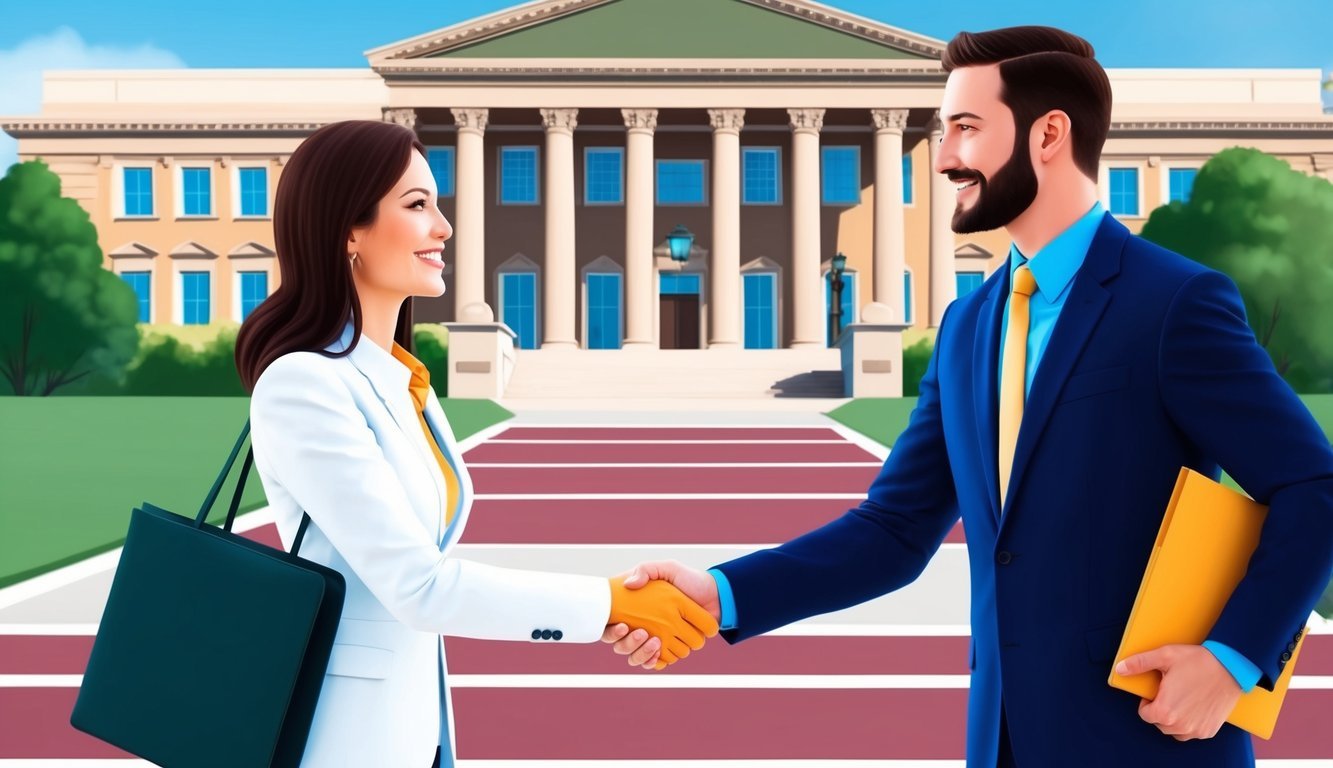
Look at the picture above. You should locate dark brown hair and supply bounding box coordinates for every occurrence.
[235,120,427,392]
[942,26,1111,180]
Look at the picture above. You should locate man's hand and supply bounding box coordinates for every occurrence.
[1116,644,1245,741]
[602,561,720,671]
[604,573,719,671]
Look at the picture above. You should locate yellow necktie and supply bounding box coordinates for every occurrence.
[391,343,459,527]
[998,265,1037,511]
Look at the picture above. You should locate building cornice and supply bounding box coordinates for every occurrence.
[370,62,948,83]
[0,120,324,139]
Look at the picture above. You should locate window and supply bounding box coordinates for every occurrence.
[956,271,985,298]
[660,272,702,295]
[1109,168,1139,217]
[743,272,778,349]
[821,146,860,205]
[583,147,624,205]
[656,160,706,205]
[1168,168,1197,204]
[500,272,538,349]
[742,147,780,205]
[123,167,153,217]
[240,271,268,321]
[181,272,211,325]
[500,146,539,205]
[120,271,151,323]
[904,270,914,323]
[824,271,857,346]
[902,154,914,205]
[182,168,212,216]
[427,147,455,198]
[586,273,623,349]
[238,168,268,217]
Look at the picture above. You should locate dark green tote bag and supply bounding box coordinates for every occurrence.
[70,419,346,767]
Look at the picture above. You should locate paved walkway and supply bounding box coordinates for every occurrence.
[1,410,1330,765]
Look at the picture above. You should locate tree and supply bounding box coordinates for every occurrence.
[0,160,139,395]
[1139,148,1333,393]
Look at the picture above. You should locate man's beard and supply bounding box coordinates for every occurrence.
[948,133,1039,234]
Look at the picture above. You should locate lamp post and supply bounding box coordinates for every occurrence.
[666,224,694,263]
[828,251,847,346]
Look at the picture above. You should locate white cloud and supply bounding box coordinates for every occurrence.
[0,28,185,173]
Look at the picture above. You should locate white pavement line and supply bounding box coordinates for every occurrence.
[824,419,891,463]
[482,439,850,445]
[7,674,1333,690]
[473,493,866,501]
[453,543,969,553]
[0,508,276,611]
[492,424,841,431]
[467,462,884,469]
[456,420,516,454]
[0,763,1328,768]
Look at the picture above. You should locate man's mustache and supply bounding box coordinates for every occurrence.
[946,169,986,184]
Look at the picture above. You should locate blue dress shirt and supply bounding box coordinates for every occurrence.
[710,201,1261,693]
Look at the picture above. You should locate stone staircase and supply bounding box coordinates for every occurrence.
[500,347,846,402]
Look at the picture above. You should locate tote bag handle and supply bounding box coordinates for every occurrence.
[193,419,313,556]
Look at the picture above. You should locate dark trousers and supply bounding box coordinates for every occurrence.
[997,705,1018,768]
[430,746,440,768]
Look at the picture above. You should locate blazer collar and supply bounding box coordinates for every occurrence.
[325,318,419,439]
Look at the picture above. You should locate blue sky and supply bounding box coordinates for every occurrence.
[1,0,1330,170]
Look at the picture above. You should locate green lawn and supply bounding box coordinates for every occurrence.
[0,397,513,589]
[827,394,1333,618]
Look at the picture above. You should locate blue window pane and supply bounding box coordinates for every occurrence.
[660,272,701,295]
[500,147,538,204]
[956,271,985,298]
[586,273,622,349]
[120,271,151,323]
[821,146,860,205]
[124,168,153,216]
[182,272,210,325]
[585,148,624,204]
[824,271,857,346]
[239,168,267,217]
[743,273,777,349]
[904,271,913,323]
[742,148,779,205]
[656,160,706,205]
[902,154,914,205]
[182,168,211,216]
[240,271,268,321]
[1168,168,1197,203]
[427,148,455,197]
[1109,168,1139,216]
[502,272,538,349]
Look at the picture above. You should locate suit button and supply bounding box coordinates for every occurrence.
[531,629,542,640]
[552,630,563,641]
[1287,642,1297,652]
[996,551,1012,565]
[1280,651,1292,662]
[541,630,554,640]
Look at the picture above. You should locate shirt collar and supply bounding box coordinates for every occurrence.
[1007,201,1105,303]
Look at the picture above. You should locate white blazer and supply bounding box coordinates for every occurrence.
[249,318,610,767]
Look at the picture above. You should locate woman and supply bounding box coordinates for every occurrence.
[235,120,716,767]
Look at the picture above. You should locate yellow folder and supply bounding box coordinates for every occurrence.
[1107,467,1309,740]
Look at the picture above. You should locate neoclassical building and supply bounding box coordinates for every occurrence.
[6,0,1333,352]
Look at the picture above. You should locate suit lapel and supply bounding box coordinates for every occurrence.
[997,214,1128,530]
[973,270,1007,527]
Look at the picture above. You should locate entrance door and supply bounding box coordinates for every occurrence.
[660,294,700,349]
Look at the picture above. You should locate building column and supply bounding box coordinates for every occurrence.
[788,108,825,348]
[927,111,955,328]
[622,108,658,349]
[450,108,488,320]
[871,109,908,324]
[708,108,744,349]
[540,108,578,348]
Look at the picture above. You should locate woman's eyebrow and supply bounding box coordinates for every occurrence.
[399,187,431,198]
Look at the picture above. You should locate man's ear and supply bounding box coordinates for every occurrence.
[1036,109,1072,164]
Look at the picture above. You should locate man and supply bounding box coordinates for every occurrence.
[602,25,1333,767]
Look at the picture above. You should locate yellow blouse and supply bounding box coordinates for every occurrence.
[390,342,459,527]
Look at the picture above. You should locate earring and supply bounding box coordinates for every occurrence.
[349,252,359,268]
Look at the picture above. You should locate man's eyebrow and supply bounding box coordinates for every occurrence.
[947,112,985,122]
[399,187,432,198]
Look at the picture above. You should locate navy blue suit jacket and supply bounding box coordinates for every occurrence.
[713,213,1333,767]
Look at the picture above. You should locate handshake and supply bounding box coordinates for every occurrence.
[603,560,719,671]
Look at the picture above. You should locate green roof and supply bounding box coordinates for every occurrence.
[429,0,933,60]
